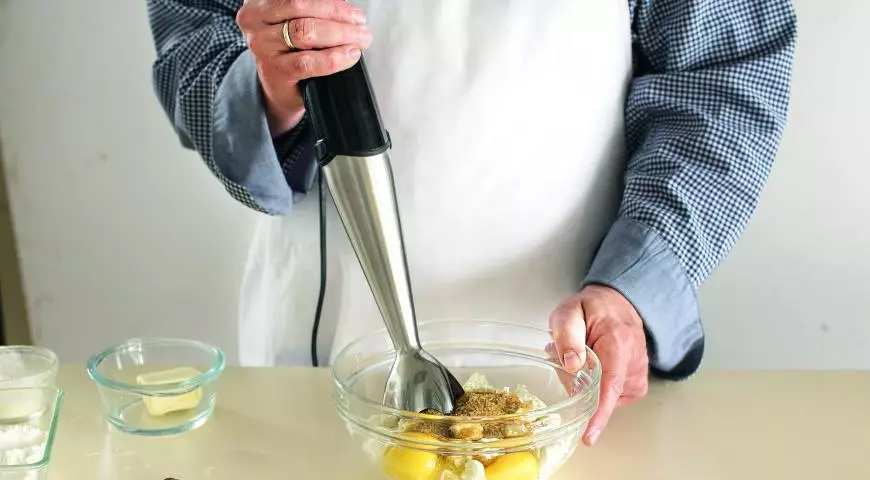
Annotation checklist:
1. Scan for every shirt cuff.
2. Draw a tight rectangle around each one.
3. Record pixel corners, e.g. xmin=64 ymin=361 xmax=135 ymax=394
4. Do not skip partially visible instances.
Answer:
xmin=273 ymin=116 xmax=317 ymax=195
xmin=583 ymin=217 xmax=705 ymax=380
xmin=212 ymin=50 xmax=293 ymax=215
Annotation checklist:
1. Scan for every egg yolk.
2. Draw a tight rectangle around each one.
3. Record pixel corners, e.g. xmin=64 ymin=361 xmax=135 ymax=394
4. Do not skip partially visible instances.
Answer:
xmin=484 ymin=451 xmax=539 ymax=480
xmin=382 ymin=433 xmax=442 ymax=480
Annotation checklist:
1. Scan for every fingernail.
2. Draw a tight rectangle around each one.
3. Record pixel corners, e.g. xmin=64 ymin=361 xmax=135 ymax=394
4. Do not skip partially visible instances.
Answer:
xmin=348 ymin=47 xmax=361 ymax=60
xmin=587 ymin=429 xmax=601 ymax=446
xmin=563 ymin=350 xmax=581 ymax=372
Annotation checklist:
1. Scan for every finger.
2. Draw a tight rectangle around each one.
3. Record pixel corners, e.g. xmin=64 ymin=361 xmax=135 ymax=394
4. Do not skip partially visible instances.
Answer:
xmin=254 ymin=0 xmax=366 ymax=26
xmin=616 ymin=374 xmax=647 ymax=408
xmin=271 ymin=46 xmax=362 ymax=82
xmin=583 ymin=340 xmax=630 ymax=447
xmin=545 ymin=342 xmax=580 ymax=395
xmin=621 ymin=367 xmax=649 ymax=401
xmin=616 ymin=395 xmax=641 ymax=408
xmin=275 ymin=18 xmax=373 ymax=51
xmin=548 ymin=299 xmax=587 ymax=373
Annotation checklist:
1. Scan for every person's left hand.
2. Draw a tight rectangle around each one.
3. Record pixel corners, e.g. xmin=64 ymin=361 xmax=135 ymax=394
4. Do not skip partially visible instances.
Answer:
xmin=549 ymin=285 xmax=650 ymax=447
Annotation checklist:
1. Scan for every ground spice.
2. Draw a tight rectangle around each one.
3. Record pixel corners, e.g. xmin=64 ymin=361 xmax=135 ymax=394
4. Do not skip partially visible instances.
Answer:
xmin=453 ymin=390 xmax=527 ymax=417
xmin=403 ymin=389 xmax=534 ymax=440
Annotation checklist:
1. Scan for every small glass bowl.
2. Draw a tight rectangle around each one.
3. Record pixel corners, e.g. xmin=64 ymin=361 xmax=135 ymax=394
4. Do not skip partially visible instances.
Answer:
xmin=86 ymin=338 xmax=225 ymax=436
xmin=0 ymin=386 xmax=64 ymax=480
xmin=0 ymin=347 xmax=59 ymax=389
xmin=332 ymin=320 xmax=601 ymax=480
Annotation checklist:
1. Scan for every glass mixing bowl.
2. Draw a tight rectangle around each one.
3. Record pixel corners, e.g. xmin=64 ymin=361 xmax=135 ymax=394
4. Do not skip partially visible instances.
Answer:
xmin=332 ymin=320 xmax=601 ymax=480
xmin=86 ymin=338 xmax=225 ymax=436
xmin=0 ymin=347 xmax=59 ymax=389
xmin=0 ymin=386 xmax=64 ymax=480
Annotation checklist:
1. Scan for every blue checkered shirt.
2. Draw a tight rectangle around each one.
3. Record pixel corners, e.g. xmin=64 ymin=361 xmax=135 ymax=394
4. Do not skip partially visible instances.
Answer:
xmin=146 ymin=0 xmax=797 ymax=378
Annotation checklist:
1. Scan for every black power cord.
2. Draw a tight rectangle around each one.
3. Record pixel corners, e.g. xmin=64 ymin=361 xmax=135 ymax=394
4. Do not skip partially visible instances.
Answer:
xmin=311 ymin=167 xmax=327 ymax=367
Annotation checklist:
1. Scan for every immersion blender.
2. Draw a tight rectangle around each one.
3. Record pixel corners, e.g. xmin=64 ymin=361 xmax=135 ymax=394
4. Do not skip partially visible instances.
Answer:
xmin=301 ymin=57 xmax=464 ymax=414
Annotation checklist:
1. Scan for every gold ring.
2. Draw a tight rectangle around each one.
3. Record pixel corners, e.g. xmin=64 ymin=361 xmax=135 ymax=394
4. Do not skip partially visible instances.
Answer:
xmin=282 ymin=20 xmax=297 ymax=51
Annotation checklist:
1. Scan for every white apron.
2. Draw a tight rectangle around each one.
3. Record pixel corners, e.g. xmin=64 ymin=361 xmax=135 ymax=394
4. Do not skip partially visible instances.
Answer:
xmin=239 ymin=0 xmax=633 ymax=367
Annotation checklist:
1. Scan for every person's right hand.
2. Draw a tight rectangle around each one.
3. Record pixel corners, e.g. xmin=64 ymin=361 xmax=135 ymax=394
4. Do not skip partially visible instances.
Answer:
xmin=237 ymin=0 xmax=373 ymax=136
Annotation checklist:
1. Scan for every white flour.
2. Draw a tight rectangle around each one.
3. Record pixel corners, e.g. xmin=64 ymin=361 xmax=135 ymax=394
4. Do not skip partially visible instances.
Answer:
xmin=0 ymin=424 xmax=46 ymax=466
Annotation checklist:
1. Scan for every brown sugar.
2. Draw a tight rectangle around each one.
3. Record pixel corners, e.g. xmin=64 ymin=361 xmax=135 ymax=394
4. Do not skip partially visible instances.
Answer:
xmin=402 ymin=389 xmax=534 ymax=440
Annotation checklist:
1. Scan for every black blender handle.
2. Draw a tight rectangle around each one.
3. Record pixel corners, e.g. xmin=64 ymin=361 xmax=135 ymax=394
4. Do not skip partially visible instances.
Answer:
xmin=300 ymin=56 xmax=391 ymax=166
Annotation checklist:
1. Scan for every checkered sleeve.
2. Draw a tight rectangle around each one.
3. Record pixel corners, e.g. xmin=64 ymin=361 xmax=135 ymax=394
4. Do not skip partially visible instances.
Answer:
xmin=146 ymin=0 xmax=317 ymax=215
xmin=584 ymin=0 xmax=797 ymax=379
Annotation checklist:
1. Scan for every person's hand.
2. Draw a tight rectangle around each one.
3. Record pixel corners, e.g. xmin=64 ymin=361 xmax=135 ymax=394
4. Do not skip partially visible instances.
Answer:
xmin=237 ymin=0 xmax=373 ymax=135
xmin=549 ymin=285 xmax=649 ymax=446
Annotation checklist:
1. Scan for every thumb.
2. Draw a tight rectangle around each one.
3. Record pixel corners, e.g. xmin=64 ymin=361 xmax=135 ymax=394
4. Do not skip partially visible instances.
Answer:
xmin=549 ymin=296 xmax=588 ymax=373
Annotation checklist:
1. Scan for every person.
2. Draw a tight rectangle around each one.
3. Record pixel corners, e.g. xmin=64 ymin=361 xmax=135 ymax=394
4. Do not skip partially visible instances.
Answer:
xmin=145 ymin=0 xmax=796 ymax=446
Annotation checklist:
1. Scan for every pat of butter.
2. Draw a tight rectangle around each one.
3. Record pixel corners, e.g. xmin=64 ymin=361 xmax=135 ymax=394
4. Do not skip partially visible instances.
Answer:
xmin=136 ymin=367 xmax=203 ymax=416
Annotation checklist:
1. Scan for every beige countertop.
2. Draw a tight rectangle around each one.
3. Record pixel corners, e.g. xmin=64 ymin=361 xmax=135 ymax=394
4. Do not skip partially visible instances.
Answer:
xmin=49 ymin=366 xmax=870 ymax=479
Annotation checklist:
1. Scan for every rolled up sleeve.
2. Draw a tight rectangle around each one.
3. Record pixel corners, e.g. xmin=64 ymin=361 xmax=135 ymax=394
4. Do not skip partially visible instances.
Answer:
xmin=147 ymin=0 xmax=316 ymax=215
xmin=585 ymin=0 xmax=797 ymax=379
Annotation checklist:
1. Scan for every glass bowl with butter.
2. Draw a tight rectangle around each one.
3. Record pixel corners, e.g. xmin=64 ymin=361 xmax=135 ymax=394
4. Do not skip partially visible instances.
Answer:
xmin=332 ymin=320 xmax=601 ymax=480
xmin=87 ymin=338 xmax=225 ymax=436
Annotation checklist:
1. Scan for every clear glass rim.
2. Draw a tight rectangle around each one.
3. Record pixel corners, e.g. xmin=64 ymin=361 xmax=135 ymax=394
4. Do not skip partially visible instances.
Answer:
xmin=331 ymin=319 xmax=602 ymax=422
xmin=0 ymin=346 xmax=59 ymax=384
xmin=86 ymin=338 xmax=225 ymax=394
xmin=0 ymin=386 xmax=64 ymax=471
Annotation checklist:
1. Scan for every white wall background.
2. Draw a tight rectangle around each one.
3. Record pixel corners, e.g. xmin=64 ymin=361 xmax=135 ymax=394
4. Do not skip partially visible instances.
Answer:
xmin=0 ymin=0 xmax=257 ymax=363
xmin=0 ymin=0 xmax=867 ymax=368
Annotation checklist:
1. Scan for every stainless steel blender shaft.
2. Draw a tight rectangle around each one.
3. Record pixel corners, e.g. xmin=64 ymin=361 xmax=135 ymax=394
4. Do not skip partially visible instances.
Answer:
xmin=322 ymin=152 xmax=419 ymax=352
xmin=302 ymin=56 xmax=463 ymax=413
xmin=323 ymin=152 xmax=464 ymax=413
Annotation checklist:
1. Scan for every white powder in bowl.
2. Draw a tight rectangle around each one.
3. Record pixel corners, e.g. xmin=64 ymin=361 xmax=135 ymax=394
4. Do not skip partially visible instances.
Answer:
xmin=0 ymin=424 xmax=46 ymax=466
xmin=0 ymin=353 xmax=29 ymax=383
